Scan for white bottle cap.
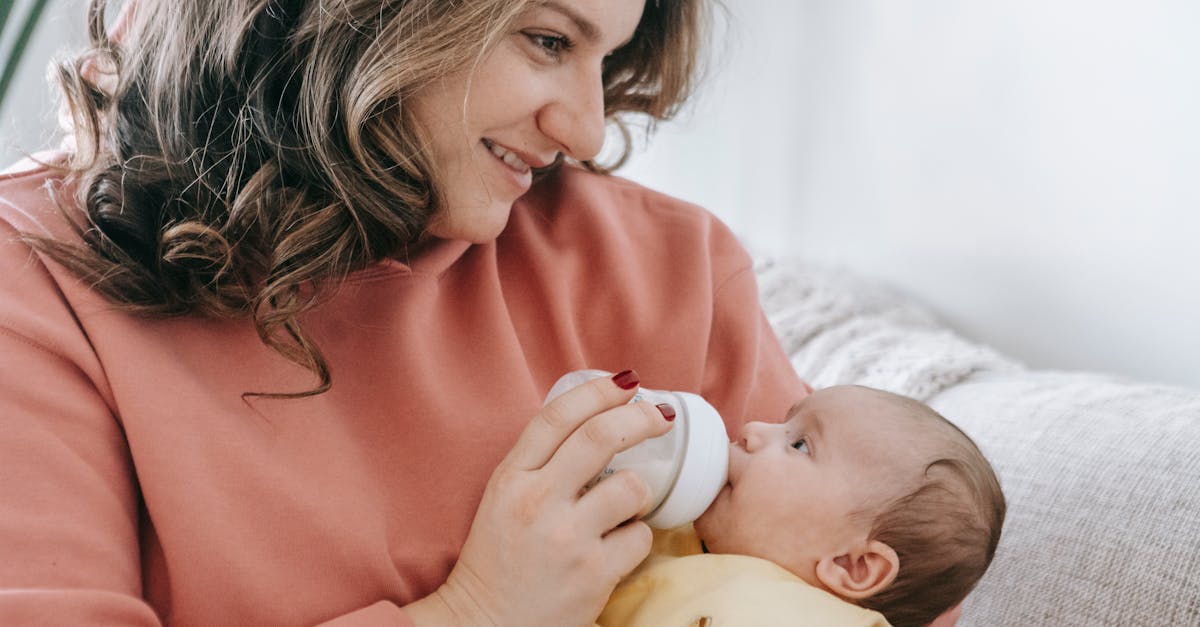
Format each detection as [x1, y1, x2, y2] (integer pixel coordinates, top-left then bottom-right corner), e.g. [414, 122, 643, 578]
[642, 392, 729, 529]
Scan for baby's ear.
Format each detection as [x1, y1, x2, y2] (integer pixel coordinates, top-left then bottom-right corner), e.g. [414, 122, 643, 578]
[814, 540, 899, 600]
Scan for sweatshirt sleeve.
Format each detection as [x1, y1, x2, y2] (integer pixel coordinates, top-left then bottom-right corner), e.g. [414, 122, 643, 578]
[0, 212, 162, 623]
[0, 205, 421, 627]
[698, 220, 809, 436]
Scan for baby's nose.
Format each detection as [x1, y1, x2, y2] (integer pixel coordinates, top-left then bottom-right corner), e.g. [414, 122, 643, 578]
[738, 422, 771, 452]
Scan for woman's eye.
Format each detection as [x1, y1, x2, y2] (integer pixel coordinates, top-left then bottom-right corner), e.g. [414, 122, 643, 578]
[791, 438, 810, 454]
[525, 32, 572, 60]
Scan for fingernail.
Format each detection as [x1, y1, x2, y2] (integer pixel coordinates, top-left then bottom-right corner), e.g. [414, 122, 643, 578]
[656, 403, 676, 422]
[612, 369, 639, 390]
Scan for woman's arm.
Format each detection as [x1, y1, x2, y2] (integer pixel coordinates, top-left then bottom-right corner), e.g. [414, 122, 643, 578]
[0, 215, 160, 624]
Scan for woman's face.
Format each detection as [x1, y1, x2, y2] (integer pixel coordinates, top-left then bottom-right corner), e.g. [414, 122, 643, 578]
[409, 0, 646, 243]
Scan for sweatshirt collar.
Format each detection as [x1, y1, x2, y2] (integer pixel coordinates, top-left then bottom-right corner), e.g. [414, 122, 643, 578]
[356, 237, 473, 281]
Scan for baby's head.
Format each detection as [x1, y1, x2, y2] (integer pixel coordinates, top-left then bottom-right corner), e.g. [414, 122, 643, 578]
[694, 385, 1005, 627]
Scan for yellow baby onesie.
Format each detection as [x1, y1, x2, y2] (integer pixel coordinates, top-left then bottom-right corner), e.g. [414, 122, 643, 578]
[599, 527, 891, 627]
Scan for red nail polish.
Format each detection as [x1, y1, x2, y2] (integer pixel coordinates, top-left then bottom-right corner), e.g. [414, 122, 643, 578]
[612, 369, 640, 390]
[656, 403, 676, 422]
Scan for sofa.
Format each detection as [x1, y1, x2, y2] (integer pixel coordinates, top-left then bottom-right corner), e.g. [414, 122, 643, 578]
[753, 257, 1200, 626]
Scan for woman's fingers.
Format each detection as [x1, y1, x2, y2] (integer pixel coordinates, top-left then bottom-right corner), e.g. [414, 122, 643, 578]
[542, 400, 673, 496]
[576, 468, 654, 534]
[503, 370, 640, 471]
[435, 370, 669, 625]
[601, 518, 655, 579]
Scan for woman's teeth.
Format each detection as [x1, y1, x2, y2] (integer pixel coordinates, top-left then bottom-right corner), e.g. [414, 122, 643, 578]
[486, 140, 530, 173]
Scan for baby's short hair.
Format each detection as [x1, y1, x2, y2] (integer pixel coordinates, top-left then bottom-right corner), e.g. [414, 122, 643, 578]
[856, 390, 1006, 627]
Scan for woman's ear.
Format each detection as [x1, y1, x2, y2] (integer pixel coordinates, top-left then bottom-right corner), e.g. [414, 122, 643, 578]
[814, 540, 899, 600]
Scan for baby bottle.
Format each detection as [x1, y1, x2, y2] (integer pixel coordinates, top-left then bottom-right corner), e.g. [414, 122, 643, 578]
[545, 370, 730, 529]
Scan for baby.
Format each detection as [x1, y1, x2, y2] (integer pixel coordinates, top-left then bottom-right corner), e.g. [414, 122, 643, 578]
[600, 385, 1006, 627]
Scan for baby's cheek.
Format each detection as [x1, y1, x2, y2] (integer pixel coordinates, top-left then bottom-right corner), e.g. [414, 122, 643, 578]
[692, 507, 709, 529]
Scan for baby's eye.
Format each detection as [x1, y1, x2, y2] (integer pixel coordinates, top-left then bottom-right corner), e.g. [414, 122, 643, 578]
[791, 438, 810, 454]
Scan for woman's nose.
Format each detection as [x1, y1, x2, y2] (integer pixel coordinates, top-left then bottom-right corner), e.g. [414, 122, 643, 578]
[537, 66, 607, 161]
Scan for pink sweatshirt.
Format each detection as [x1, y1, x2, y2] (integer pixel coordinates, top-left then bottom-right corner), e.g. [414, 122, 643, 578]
[0, 160, 804, 626]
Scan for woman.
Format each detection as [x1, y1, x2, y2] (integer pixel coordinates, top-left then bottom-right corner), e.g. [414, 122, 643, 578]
[0, 0, 803, 624]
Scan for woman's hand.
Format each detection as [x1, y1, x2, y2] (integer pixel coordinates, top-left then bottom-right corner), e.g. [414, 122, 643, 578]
[407, 370, 674, 626]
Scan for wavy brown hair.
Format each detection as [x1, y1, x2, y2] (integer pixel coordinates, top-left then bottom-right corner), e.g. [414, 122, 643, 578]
[28, 0, 711, 397]
[856, 391, 1006, 627]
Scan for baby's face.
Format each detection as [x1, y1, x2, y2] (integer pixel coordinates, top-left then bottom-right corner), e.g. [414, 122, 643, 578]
[694, 386, 924, 586]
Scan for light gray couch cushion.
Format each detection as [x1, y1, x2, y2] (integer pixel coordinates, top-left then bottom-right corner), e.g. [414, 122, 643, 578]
[754, 257, 1200, 626]
[932, 372, 1200, 626]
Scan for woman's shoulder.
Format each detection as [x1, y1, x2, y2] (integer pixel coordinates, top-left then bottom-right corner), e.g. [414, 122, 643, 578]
[0, 153, 77, 240]
[0, 155, 98, 322]
[0, 156, 108, 373]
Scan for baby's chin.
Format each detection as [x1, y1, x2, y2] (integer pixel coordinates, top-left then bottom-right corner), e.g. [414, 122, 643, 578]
[692, 486, 730, 547]
[692, 516, 715, 553]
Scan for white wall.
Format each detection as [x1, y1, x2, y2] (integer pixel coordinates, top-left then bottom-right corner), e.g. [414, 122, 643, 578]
[622, 0, 1200, 389]
[0, 0, 87, 164]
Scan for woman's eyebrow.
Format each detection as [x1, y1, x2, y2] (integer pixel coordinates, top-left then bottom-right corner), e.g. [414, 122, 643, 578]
[536, 1, 601, 44]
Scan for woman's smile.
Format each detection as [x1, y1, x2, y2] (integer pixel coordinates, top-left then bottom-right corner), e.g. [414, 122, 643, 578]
[482, 138, 537, 193]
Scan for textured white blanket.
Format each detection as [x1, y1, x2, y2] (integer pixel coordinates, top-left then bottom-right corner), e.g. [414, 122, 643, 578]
[754, 257, 1021, 399]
